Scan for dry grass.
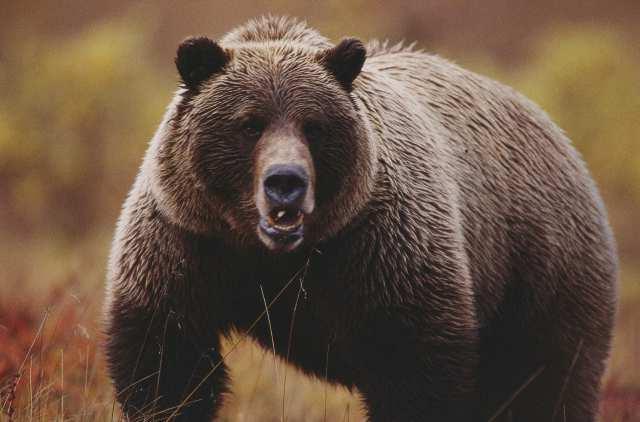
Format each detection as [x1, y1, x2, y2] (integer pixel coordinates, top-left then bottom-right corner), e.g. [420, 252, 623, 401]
[1, 288, 639, 421]
[0, 260, 365, 422]
[0, 247, 638, 421]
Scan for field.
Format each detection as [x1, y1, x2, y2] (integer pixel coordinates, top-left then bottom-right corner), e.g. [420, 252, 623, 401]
[1, 245, 639, 421]
[1, 1, 639, 420]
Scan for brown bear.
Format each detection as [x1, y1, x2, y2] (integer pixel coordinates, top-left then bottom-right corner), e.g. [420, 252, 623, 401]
[104, 16, 617, 422]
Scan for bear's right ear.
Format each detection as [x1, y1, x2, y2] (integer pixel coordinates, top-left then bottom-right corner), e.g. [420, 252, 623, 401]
[175, 37, 230, 90]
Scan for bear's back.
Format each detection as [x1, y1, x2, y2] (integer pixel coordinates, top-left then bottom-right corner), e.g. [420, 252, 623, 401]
[357, 45, 616, 323]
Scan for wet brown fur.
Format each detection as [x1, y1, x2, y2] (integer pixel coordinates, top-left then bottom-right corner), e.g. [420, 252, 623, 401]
[104, 16, 617, 421]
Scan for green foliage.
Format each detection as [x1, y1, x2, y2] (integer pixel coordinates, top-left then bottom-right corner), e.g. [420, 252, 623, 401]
[513, 27, 640, 201]
[0, 21, 172, 239]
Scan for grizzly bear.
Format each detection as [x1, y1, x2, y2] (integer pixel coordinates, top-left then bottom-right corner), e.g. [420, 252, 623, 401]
[104, 16, 617, 422]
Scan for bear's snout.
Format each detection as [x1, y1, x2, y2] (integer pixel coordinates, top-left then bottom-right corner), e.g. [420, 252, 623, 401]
[263, 164, 308, 208]
[254, 129, 316, 252]
[257, 164, 310, 252]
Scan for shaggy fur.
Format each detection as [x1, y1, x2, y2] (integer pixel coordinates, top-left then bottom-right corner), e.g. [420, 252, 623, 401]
[104, 16, 617, 421]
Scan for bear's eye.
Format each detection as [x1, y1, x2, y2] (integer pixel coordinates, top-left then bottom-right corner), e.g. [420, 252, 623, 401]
[303, 121, 326, 142]
[241, 118, 265, 141]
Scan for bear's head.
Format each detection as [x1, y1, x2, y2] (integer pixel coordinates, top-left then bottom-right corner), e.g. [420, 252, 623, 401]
[149, 32, 377, 252]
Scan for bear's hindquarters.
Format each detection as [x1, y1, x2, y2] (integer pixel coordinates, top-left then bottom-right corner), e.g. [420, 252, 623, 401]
[476, 245, 616, 422]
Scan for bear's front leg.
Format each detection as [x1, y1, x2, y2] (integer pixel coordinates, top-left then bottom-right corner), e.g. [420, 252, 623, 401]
[104, 196, 232, 421]
[105, 294, 228, 421]
[354, 306, 479, 422]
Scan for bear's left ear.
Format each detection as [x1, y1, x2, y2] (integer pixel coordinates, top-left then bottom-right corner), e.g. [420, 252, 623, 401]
[317, 38, 366, 92]
[175, 36, 230, 90]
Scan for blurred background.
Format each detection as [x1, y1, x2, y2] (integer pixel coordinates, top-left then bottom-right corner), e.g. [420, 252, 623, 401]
[0, 1, 638, 420]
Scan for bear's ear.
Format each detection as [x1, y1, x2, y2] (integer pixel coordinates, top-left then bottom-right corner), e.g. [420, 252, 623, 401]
[175, 36, 230, 90]
[317, 38, 366, 92]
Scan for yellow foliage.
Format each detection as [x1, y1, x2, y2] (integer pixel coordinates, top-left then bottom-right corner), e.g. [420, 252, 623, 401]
[513, 27, 640, 200]
[0, 21, 172, 238]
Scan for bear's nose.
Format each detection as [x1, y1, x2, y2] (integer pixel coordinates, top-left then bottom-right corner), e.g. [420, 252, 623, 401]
[263, 164, 308, 207]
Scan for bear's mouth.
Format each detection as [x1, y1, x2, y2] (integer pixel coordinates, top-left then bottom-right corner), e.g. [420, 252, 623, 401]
[268, 207, 304, 231]
[258, 207, 305, 251]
